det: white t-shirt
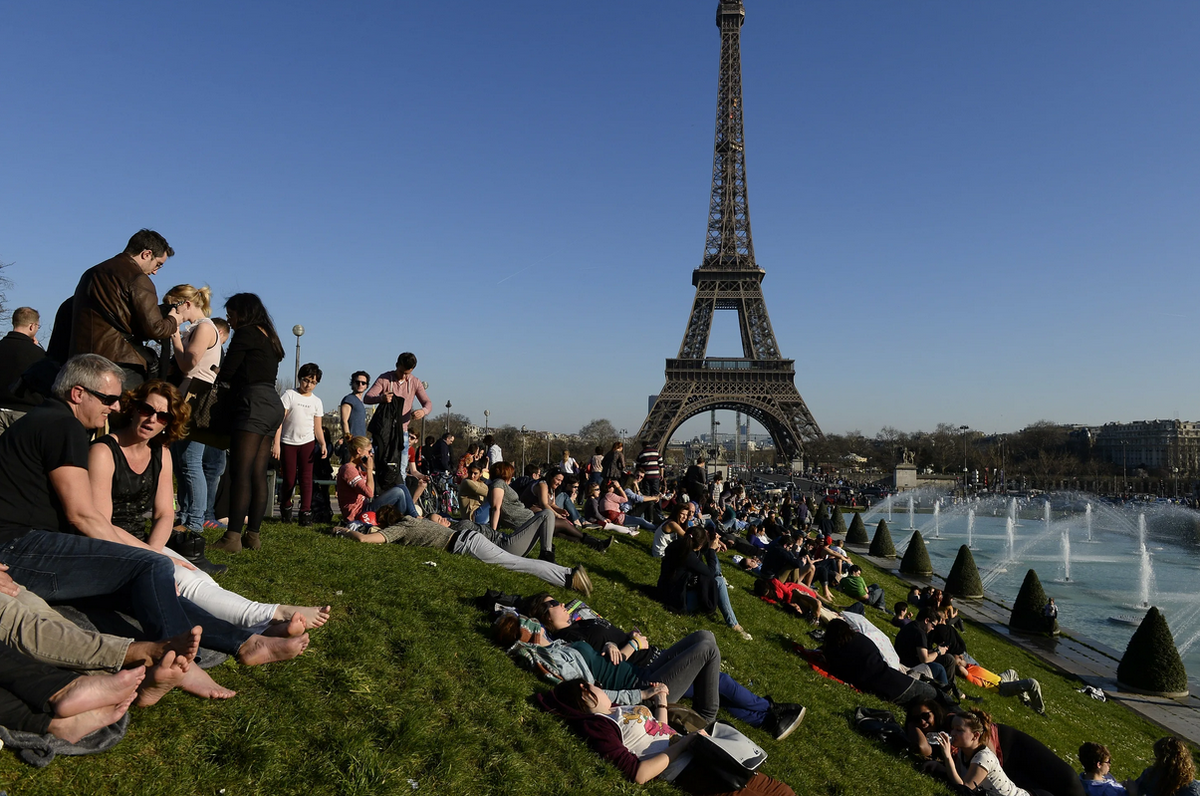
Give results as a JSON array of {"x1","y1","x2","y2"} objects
[
  {"x1": 280, "y1": 390, "x2": 324, "y2": 446},
  {"x1": 969, "y1": 746, "x2": 1030, "y2": 796},
  {"x1": 603, "y1": 706, "x2": 690, "y2": 781},
  {"x1": 487, "y1": 444, "x2": 503, "y2": 465}
]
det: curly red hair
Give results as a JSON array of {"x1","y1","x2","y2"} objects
[{"x1": 114, "y1": 379, "x2": 191, "y2": 445}]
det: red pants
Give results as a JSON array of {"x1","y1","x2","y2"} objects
[{"x1": 280, "y1": 440, "x2": 316, "y2": 511}]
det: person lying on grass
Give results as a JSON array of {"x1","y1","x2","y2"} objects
[
  {"x1": 518, "y1": 593, "x2": 804, "y2": 739},
  {"x1": 0, "y1": 643, "x2": 146, "y2": 744},
  {"x1": 751, "y1": 576, "x2": 838, "y2": 623},
  {"x1": 537, "y1": 679, "x2": 797, "y2": 795},
  {"x1": 87, "y1": 381, "x2": 329, "y2": 654},
  {"x1": 333, "y1": 506, "x2": 594, "y2": 597},
  {"x1": 906, "y1": 699, "x2": 1084, "y2": 796}
]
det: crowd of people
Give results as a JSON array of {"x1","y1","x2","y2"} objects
[{"x1": 0, "y1": 229, "x2": 1195, "y2": 792}]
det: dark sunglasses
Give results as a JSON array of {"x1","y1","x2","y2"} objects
[
  {"x1": 135, "y1": 401, "x2": 173, "y2": 424},
  {"x1": 83, "y1": 387, "x2": 122, "y2": 407},
  {"x1": 544, "y1": 599, "x2": 561, "y2": 609},
  {"x1": 352, "y1": 380, "x2": 368, "y2": 385}
]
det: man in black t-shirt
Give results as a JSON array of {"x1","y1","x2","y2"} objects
[
  {"x1": 0, "y1": 355, "x2": 215, "y2": 651},
  {"x1": 894, "y1": 608, "x2": 960, "y2": 694}
]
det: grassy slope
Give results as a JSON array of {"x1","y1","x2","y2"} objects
[{"x1": 0, "y1": 521, "x2": 1173, "y2": 796}]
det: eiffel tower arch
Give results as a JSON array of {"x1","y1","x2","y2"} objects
[{"x1": 636, "y1": 0, "x2": 821, "y2": 464}]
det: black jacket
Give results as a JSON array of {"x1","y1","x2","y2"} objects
[
  {"x1": 367, "y1": 399, "x2": 406, "y2": 490},
  {"x1": 0, "y1": 332, "x2": 46, "y2": 411}
]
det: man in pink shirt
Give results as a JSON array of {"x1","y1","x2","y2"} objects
[{"x1": 363, "y1": 352, "x2": 431, "y2": 477}]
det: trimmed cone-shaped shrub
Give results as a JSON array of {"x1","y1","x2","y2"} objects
[
  {"x1": 1009, "y1": 569, "x2": 1057, "y2": 635},
  {"x1": 847, "y1": 512, "x2": 869, "y2": 545},
  {"x1": 869, "y1": 519, "x2": 896, "y2": 558},
  {"x1": 900, "y1": 531, "x2": 933, "y2": 577},
  {"x1": 944, "y1": 545, "x2": 984, "y2": 598},
  {"x1": 832, "y1": 506, "x2": 848, "y2": 536},
  {"x1": 1117, "y1": 607, "x2": 1189, "y2": 695}
]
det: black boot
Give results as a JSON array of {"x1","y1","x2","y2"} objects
[
  {"x1": 583, "y1": 534, "x2": 613, "y2": 553},
  {"x1": 280, "y1": 506, "x2": 293, "y2": 523},
  {"x1": 539, "y1": 549, "x2": 557, "y2": 564},
  {"x1": 298, "y1": 511, "x2": 313, "y2": 528}
]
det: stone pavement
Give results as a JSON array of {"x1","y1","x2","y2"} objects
[{"x1": 843, "y1": 542, "x2": 1200, "y2": 746}]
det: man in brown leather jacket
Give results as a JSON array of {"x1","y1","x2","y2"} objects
[{"x1": 70, "y1": 229, "x2": 181, "y2": 388}]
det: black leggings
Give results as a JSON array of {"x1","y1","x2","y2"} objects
[
  {"x1": 228, "y1": 429, "x2": 273, "y2": 535},
  {"x1": 0, "y1": 641, "x2": 77, "y2": 735}
]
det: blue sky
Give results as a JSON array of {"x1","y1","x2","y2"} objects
[{"x1": 3, "y1": 2, "x2": 1199, "y2": 442}]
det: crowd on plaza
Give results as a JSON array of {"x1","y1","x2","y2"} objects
[{"x1": 0, "y1": 229, "x2": 1195, "y2": 793}]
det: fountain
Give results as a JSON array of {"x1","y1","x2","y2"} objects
[
  {"x1": 1085, "y1": 503, "x2": 1093, "y2": 542},
  {"x1": 908, "y1": 495, "x2": 916, "y2": 531},
  {"x1": 1006, "y1": 516, "x2": 1015, "y2": 562},
  {"x1": 1009, "y1": 496, "x2": 1021, "y2": 527},
  {"x1": 1061, "y1": 527, "x2": 1071, "y2": 582},
  {"x1": 933, "y1": 500, "x2": 940, "y2": 538},
  {"x1": 1138, "y1": 513, "x2": 1153, "y2": 609},
  {"x1": 967, "y1": 508, "x2": 975, "y2": 549},
  {"x1": 1044, "y1": 501, "x2": 1051, "y2": 533}
]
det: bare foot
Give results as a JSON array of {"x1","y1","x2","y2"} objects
[
  {"x1": 237, "y1": 633, "x2": 310, "y2": 666},
  {"x1": 51, "y1": 667, "x2": 145, "y2": 717},
  {"x1": 178, "y1": 665, "x2": 237, "y2": 700},
  {"x1": 135, "y1": 651, "x2": 189, "y2": 707},
  {"x1": 47, "y1": 692, "x2": 137, "y2": 744},
  {"x1": 263, "y1": 612, "x2": 307, "y2": 638},
  {"x1": 275, "y1": 604, "x2": 331, "y2": 630},
  {"x1": 125, "y1": 626, "x2": 202, "y2": 669}
]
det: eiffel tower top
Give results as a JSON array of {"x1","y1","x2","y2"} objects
[{"x1": 702, "y1": 0, "x2": 757, "y2": 273}]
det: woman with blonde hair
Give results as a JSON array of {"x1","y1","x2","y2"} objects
[{"x1": 162, "y1": 284, "x2": 228, "y2": 544}]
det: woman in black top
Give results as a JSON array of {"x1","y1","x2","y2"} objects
[{"x1": 211, "y1": 293, "x2": 285, "y2": 554}]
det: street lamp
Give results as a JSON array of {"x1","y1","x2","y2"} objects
[
  {"x1": 483, "y1": 409, "x2": 490, "y2": 436},
  {"x1": 959, "y1": 425, "x2": 969, "y2": 496},
  {"x1": 521, "y1": 425, "x2": 527, "y2": 472},
  {"x1": 420, "y1": 381, "x2": 429, "y2": 441},
  {"x1": 546, "y1": 432, "x2": 551, "y2": 464},
  {"x1": 444, "y1": 400, "x2": 452, "y2": 434},
  {"x1": 291, "y1": 324, "x2": 304, "y2": 386}
]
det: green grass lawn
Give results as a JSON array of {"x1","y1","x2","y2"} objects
[{"x1": 0, "y1": 521, "x2": 1177, "y2": 795}]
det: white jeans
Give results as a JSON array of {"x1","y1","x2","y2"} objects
[{"x1": 164, "y1": 548, "x2": 278, "y2": 631}]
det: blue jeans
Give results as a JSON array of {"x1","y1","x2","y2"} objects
[
  {"x1": 622, "y1": 514, "x2": 657, "y2": 531},
  {"x1": 372, "y1": 483, "x2": 418, "y2": 517},
  {"x1": 685, "y1": 576, "x2": 740, "y2": 628},
  {"x1": 473, "y1": 504, "x2": 491, "y2": 525},
  {"x1": 0, "y1": 530, "x2": 251, "y2": 653},
  {"x1": 174, "y1": 441, "x2": 228, "y2": 528},
  {"x1": 555, "y1": 493, "x2": 583, "y2": 524},
  {"x1": 682, "y1": 673, "x2": 769, "y2": 727}
]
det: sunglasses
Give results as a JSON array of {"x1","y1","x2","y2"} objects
[
  {"x1": 83, "y1": 387, "x2": 122, "y2": 407},
  {"x1": 135, "y1": 401, "x2": 173, "y2": 424},
  {"x1": 544, "y1": 599, "x2": 561, "y2": 609},
  {"x1": 353, "y1": 381, "x2": 368, "y2": 386}
]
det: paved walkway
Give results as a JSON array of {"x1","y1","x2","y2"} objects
[{"x1": 843, "y1": 542, "x2": 1200, "y2": 746}]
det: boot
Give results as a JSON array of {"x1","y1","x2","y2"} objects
[
  {"x1": 298, "y1": 511, "x2": 313, "y2": 528},
  {"x1": 583, "y1": 534, "x2": 613, "y2": 553},
  {"x1": 209, "y1": 531, "x2": 242, "y2": 553},
  {"x1": 280, "y1": 506, "x2": 293, "y2": 523},
  {"x1": 243, "y1": 531, "x2": 261, "y2": 551},
  {"x1": 538, "y1": 549, "x2": 557, "y2": 564}
]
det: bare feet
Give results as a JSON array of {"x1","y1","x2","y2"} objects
[
  {"x1": 135, "y1": 651, "x2": 189, "y2": 707},
  {"x1": 178, "y1": 665, "x2": 237, "y2": 700},
  {"x1": 51, "y1": 666, "x2": 145, "y2": 717},
  {"x1": 124, "y1": 626, "x2": 202, "y2": 669},
  {"x1": 273, "y1": 604, "x2": 331, "y2": 630},
  {"x1": 263, "y1": 612, "x2": 307, "y2": 638},
  {"x1": 47, "y1": 691, "x2": 137, "y2": 744},
  {"x1": 236, "y1": 633, "x2": 310, "y2": 666}
]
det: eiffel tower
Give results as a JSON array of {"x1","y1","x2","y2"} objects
[{"x1": 636, "y1": 0, "x2": 821, "y2": 463}]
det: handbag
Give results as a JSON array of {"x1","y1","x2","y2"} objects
[
  {"x1": 679, "y1": 721, "x2": 767, "y2": 792},
  {"x1": 186, "y1": 380, "x2": 233, "y2": 449}
]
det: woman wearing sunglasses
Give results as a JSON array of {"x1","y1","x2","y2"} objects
[{"x1": 87, "y1": 381, "x2": 330, "y2": 661}]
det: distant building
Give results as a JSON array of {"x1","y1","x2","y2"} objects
[{"x1": 1091, "y1": 420, "x2": 1200, "y2": 474}]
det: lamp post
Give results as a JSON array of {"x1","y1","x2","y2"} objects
[
  {"x1": 483, "y1": 409, "x2": 490, "y2": 436},
  {"x1": 420, "y1": 381, "x2": 429, "y2": 441},
  {"x1": 291, "y1": 324, "x2": 304, "y2": 386},
  {"x1": 546, "y1": 432, "x2": 551, "y2": 464},
  {"x1": 521, "y1": 425, "x2": 527, "y2": 472},
  {"x1": 444, "y1": 400, "x2": 452, "y2": 435},
  {"x1": 959, "y1": 425, "x2": 970, "y2": 497}
]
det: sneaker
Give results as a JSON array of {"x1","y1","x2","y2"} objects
[
  {"x1": 203, "y1": 519, "x2": 227, "y2": 531},
  {"x1": 570, "y1": 565, "x2": 593, "y2": 597},
  {"x1": 732, "y1": 624, "x2": 753, "y2": 641},
  {"x1": 280, "y1": 507, "x2": 293, "y2": 523},
  {"x1": 766, "y1": 704, "x2": 806, "y2": 741}
]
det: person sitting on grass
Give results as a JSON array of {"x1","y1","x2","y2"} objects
[
  {"x1": 658, "y1": 524, "x2": 752, "y2": 640},
  {"x1": 334, "y1": 506, "x2": 594, "y2": 597},
  {"x1": 926, "y1": 708, "x2": 1048, "y2": 796},
  {"x1": 839, "y1": 564, "x2": 891, "y2": 613},
  {"x1": 583, "y1": 481, "x2": 638, "y2": 536},
  {"x1": 521, "y1": 466, "x2": 590, "y2": 538},
  {"x1": 600, "y1": 479, "x2": 657, "y2": 532},
  {"x1": 1078, "y1": 742, "x2": 1126, "y2": 796},
  {"x1": 536, "y1": 678, "x2": 798, "y2": 795},
  {"x1": 553, "y1": 476, "x2": 585, "y2": 526},
  {"x1": 458, "y1": 461, "x2": 490, "y2": 522},
  {"x1": 488, "y1": 461, "x2": 608, "y2": 561},
  {"x1": 509, "y1": 599, "x2": 806, "y2": 741},
  {"x1": 651, "y1": 503, "x2": 692, "y2": 558},
  {"x1": 1128, "y1": 736, "x2": 1200, "y2": 796},
  {"x1": 336, "y1": 435, "x2": 424, "y2": 523},
  {"x1": 88, "y1": 380, "x2": 328, "y2": 655},
  {"x1": 893, "y1": 602, "x2": 913, "y2": 627}
]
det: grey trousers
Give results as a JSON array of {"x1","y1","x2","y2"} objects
[
  {"x1": 0, "y1": 587, "x2": 128, "y2": 673},
  {"x1": 640, "y1": 630, "x2": 722, "y2": 724},
  {"x1": 998, "y1": 668, "x2": 1045, "y2": 712},
  {"x1": 480, "y1": 509, "x2": 556, "y2": 557},
  {"x1": 451, "y1": 530, "x2": 570, "y2": 588}
]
